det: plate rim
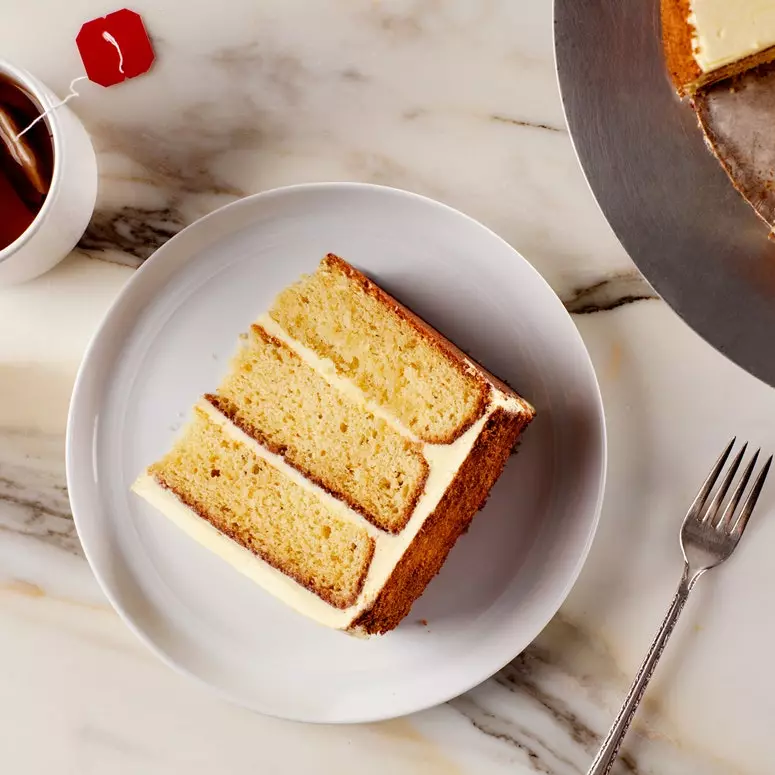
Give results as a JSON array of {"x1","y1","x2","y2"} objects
[{"x1": 66, "y1": 181, "x2": 608, "y2": 723}]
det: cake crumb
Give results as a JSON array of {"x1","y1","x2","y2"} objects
[{"x1": 418, "y1": 618, "x2": 428, "y2": 626}]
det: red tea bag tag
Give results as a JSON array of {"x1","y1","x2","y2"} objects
[{"x1": 76, "y1": 9, "x2": 154, "y2": 87}]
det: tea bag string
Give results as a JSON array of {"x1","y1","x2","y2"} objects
[
  {"x1": 14, "y1": 76, "x2": 88, "y2": 140},
  {"x1": 14, "y1": 28, "x2": 128, "y2": 140}
]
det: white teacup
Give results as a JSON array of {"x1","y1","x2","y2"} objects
[{"x1": 0, "y1": 61, "x2": 97, "y2": 285}]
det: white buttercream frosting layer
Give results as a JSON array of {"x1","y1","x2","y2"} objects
[{"x1": 689, "y1": 0, "x2": 775, "y2": 73}]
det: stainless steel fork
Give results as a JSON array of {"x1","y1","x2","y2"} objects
[{"x1": 587, "y1": 439, "x2": 772, "y2": 775}]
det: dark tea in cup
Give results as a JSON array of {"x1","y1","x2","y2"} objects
[{"x1": 0, "y1": 74, "x2": 54, "y2": 250}]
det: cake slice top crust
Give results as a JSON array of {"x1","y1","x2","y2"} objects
[
  {"x1": 662, "y1": 0, "x2": 701, "y2": 93},
  {"x1": 269, "y1": 254, "x2": 492, "y2": 445}
]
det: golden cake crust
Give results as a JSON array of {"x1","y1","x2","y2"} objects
[
  {"x1": 661, "y1": 0, "x2": 700, "y2": 95},
  {"x1": 349, "y1": 405, "x2": 533, "y2": 634}
]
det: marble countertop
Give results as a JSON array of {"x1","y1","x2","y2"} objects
[{"x1": 3, "y1": 1, "x2": 775, "y2": 773}]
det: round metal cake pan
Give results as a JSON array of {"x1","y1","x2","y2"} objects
[{"x1": 554, "y1": 0, "x2": 775, "y2": 388}]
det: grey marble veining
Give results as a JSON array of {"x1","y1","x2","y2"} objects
[
  {"x1": 79, "y1": 206, "x2": 188, "y2": 265},
  {"x1": 451, "y1": 617, "x2": 745, "y2": 775},
  {"x1": 0, "y1": 429, "x2": 81, "y2": 557},
  {"x1": 562, "y1": 273, "x2": 658, "y2": 315}
]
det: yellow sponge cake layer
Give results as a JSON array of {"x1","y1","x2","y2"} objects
[
  {"x1": 208, "y1": 324, "x2": 429, "y2": 533},
  {"x1": 147, "y1": 404, "x2": 375, "y2": 608},
  {"x1": 270, "y1": 254, "x2": 489, "y2": 444}
]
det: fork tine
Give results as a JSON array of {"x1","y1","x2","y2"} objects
[
  {"x1": 686, "y1": 438, "x2": 735, "y2": 521},
  {"x1": 705, "y1": 443, "x2": 747, "y2": 525},
  {"x1": 732, "y1": 455, "x2": 773, "y2": 538},
  {"x1": 717, "y1": 449, "x2": 759, "y2": 531}
]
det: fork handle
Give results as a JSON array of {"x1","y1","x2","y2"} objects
[{"x1": 586, "y1": 564, "x2": 701, "y2": 775}]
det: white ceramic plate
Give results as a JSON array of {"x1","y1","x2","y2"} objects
[{"x1": 67, "y1": 183, "x2": 606, "y2": 723}]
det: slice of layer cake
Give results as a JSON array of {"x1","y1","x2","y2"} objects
[
  {"x1": 661, "y1": 0, "x2": 775, "y2": 95},
  {"x1": 132, "y1": 255, "x2": 535, "y2": 635}
]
